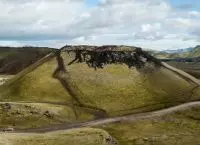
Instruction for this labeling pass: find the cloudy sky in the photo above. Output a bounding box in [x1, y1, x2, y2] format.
[0, 0, 200, 50]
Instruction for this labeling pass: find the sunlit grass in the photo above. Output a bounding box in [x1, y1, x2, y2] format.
[0, 102, 94, 129]
[0, 128, 111, 145]
[100, 106, 200, 145]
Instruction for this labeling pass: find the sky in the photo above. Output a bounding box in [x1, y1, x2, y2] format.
[0, 0, 200, 50]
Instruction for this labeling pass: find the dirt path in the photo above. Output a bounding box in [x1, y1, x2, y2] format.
[14, 101, 200, 133]
[161, 62, 200, 86]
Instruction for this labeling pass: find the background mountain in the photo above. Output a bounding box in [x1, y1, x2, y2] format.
[0, 46, 56, 74]
[161, 47, 193, 54]
[150, 46, 200, 79]
[152, 45, 200, 59]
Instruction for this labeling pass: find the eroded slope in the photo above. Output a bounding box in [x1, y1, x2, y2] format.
[0, 45, 200, 129]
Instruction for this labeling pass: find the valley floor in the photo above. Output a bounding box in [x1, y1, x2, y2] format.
[1, 101, 200, 144]
[167, 62, 200, 79]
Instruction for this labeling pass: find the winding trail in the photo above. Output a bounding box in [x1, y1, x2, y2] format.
[15, 101, 200, 133]
[161, 62, 200, 86]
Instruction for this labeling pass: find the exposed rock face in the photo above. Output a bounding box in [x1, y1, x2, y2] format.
[0, 76, 12, 85]
[62, 45, 161, 69]
[105, 136, 118, 145]
[1, 127, 14, 132]
[1, 103, 12, 112]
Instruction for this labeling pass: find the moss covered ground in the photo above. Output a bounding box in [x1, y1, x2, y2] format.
[0, 128, 113, 145]
[0, 57, 72, 103]
[62, 52, 200, 116]
[100, 106, 200, 145]
[0, 102, 94, 129]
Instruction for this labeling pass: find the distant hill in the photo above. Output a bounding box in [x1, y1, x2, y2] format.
[152, 45, 200, 59]
[150, 45, 200, 79]
[187, 45, 200, 58]
[161, 47, 193, 54]
[0, 46, 56, 74]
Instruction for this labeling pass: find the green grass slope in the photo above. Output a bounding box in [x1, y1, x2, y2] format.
[0, 56, 72, 103]
[100, 105, 200, 145]
[187, 45, 200, 57]
[62, 50, 200, 116]
[0, 102, 94, 129]
[0, 128, 114, 145]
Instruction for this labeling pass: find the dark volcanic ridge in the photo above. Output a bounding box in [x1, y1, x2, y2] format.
[60, 45, 161, 69]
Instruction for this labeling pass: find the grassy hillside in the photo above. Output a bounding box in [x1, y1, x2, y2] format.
[0, 46, 55, 74]
[187, 45, 200, 58]
[0, 57, 72, 103]
[0, 128, 114, 145]
[61, 49, 200, 116]
[0, 45, 199, 119]
[0, 102, 94, 129]
[100, 105, 200, 145]
[0, 45, 200, 145]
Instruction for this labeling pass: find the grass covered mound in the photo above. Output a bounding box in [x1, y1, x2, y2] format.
[100, 105, 200, 145]
[0, 45, 200, 118]
[0, 102, 94, 129]
[0, 57, 72, 103]
[61, 46, 200, 116]
[0, 128, 115, 145]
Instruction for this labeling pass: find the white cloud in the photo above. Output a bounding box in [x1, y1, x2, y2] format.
[141, 23, 161, 32]
[189, 11, 200, 17]
[0, 0, 199, 50]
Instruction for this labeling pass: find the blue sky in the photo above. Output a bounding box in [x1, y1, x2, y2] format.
[0, 0, 199, 50]
[86, 0, 200, 11]
[86, 0, 99, 6]
[169, 0, 200, 11]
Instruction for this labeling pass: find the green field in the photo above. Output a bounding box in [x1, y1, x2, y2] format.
[0, 102, 94, 129]
[100, 105, 200, 145]
[0, 128, 114, 145]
